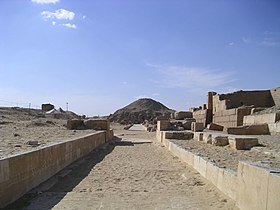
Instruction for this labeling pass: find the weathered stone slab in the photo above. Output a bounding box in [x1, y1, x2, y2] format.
[66, 119, 84, 130]
[226, 124, 269, 135]
[157, 120, 171, 131]
[243, 112, 280, 125]
[228, 136, 258, 150]
[211, 135, 229, 146]
[207, 123, 224, 131]
[165, 131, 194, 140]
[194, 132, 203, 141]
[203, 132, 212, 144]
[174, 111, 193, 120]
[84, 119, 109, 130]
[191, 122, 204, 132]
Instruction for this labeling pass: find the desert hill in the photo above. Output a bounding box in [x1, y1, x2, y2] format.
[109, 98, 173, 124]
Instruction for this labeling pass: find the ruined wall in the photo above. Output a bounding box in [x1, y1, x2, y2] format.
[192, 109, 212, 127]
[0, 131, 113, 208]
[214, 90, 274, 111]
[213, 107, 252, 128]
[271, 87, 280, 107]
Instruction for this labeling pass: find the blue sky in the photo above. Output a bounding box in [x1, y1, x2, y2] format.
[0, 0, 279, 116]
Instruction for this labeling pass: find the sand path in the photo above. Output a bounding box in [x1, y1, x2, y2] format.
[16, 128, 237, 210]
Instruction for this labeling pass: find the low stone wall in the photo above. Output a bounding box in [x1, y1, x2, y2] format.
[243, 112, 280, 125]
[0, 130, 113, 208]
[156, 130, 280, 210]
[213, 107, 252, 128]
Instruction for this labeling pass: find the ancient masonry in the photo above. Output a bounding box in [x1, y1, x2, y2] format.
[191, 87, 280, 134]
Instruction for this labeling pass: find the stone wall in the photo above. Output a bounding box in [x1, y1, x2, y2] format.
[156, 130, 280, 210]
[271, 87, 280, 107]
[0, 130, 113, 208]
[213, 107, 252, 128]
[213, 90, 274, 112]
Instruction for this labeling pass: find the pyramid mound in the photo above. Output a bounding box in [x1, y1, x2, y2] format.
[109, 98, 173, 124]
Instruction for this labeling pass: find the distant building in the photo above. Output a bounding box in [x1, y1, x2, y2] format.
[41, 103, 54, 112]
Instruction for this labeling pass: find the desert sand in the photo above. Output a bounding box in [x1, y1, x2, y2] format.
[8, 124, 237, 209]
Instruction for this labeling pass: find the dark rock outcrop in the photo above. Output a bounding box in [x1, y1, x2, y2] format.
[109, 98, 174, 124]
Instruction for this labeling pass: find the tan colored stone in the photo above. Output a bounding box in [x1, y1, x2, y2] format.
[174, 111, 193, 120]
[226, 124, 269, 135]
[228, 136, 258, 150]
[66, 119, 84, 130]
[207, 123, 224, 131]
[191, 122, 204, 132]
[211, 135, 229, 146]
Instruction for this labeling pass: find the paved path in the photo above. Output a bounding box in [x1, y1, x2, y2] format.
[128, 124, 146, 131]
[13, 129, 237, 210]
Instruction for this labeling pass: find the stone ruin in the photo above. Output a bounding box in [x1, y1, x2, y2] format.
[156, 86, 280, 150]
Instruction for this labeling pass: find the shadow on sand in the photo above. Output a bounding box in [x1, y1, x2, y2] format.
[5, 136, 151, 210]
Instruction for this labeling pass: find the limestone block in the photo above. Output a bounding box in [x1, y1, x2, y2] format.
[267, 172, 280, 210]
[174, 111, 193, 120]
[165, 131, 194, 140]
[203, 132, 212, 144]
[66, 119, 84, 130]
[157, 120, 171, 131]
[84, 119, 109, 130]
[207, 123, 224, 131]
[211, 135, 229, 146]
[268, 122, 280, 134]
[194, 132, 203, 141]
[244, 112, 280, 125]
[206, 162, 219, 186]
[191, 122, 204, 132]
[237, 162, 270, 210]
[228, 136, 258, 150]
[226, 124, 269, 135]
[217, 168, 237, 201]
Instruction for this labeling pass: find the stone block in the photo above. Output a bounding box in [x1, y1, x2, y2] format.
[157, 120, 171, 131]
[174, 111, 193, 120]
[194, 132, 203, 141]
[268, 122, 280, 134]
[267, 172, 280, 210]
[237, 162, 270, 210]
[203, 132, 212, 144]
[226, 124, 269, 135]
[206, 162, 219, 186]
[66, 119, 85, 130]
[84, 119, 109, 130]
[211, 135, 229, 146]
[228, 136, 258, 150]
[191, 122, 204, 132]
[217, 168, 237, 201]
[165, 131, 194, 140]
[207, 123, 224, 131]
[244, 112, 280, 125]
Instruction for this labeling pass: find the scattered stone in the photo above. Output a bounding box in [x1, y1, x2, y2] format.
[207, 123, 224, 131]
[14, 133, 20, 137]
[191, 122, 204, 132]
[228, 136, 259, 150]
[66, 119, 85, 130]
[174, 111, 193, 120]
[226, 124, 269, 135]
[211, 135, 229, 146]
[27, 141, 39, 146]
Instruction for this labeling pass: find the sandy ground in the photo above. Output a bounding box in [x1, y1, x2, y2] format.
[0, 107, 95, 159]
[171, 133, 280, 171]
[8, 124, 237, 210]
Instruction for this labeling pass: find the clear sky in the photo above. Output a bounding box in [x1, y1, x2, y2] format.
[0, 0, 279, 116]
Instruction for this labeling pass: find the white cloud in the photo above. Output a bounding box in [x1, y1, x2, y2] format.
[122, 81, 128, 85]
[147, 64, 235, 93]
[82, 15, 86, 20]
[62, 23, 77, 29]
[228, 42, 234, 46]
[41, 9, 75, 21]
[31, 0, 59, 4]
[52, 21, 56, 26]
